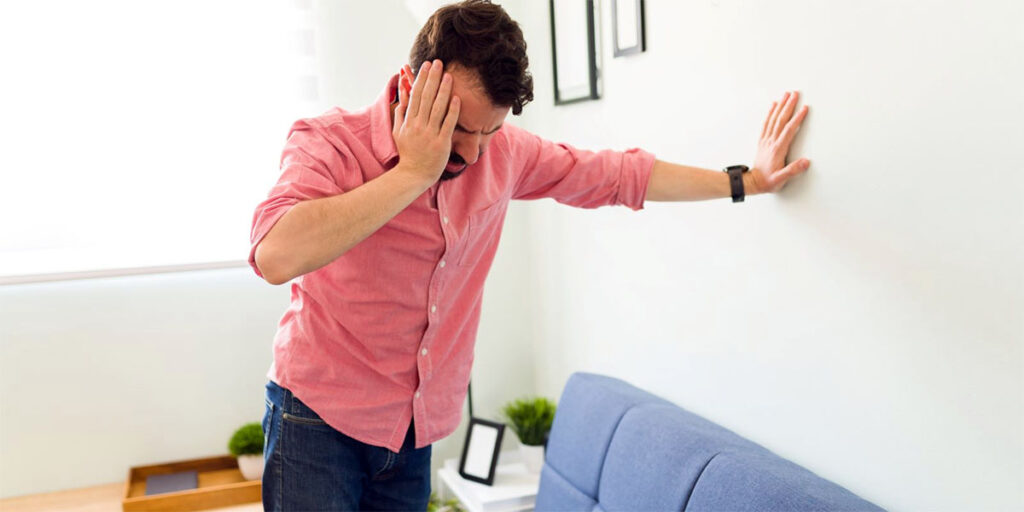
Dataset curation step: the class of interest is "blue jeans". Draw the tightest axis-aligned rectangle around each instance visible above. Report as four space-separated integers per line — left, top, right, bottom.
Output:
262 380 432 511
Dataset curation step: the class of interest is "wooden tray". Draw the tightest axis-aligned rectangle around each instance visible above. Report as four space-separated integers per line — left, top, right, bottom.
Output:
122 454 261 512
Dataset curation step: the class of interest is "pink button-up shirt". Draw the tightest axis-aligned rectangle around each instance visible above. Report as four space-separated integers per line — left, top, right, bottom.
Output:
248 74 656 452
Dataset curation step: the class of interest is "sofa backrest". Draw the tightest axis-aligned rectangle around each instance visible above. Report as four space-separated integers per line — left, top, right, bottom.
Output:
535 372 884 512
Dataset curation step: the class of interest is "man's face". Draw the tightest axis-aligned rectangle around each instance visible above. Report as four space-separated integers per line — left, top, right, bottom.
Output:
437 65 511 181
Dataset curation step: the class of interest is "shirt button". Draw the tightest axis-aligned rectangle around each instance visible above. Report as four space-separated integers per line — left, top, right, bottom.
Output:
421 347 428 356
431 304 437 313
415 391 421 398
440 260 446 268
442 216 449 224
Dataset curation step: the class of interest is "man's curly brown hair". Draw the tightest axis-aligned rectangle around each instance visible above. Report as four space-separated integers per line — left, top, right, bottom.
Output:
409 0 534 115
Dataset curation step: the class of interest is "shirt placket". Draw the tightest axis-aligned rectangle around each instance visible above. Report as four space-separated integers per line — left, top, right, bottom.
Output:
416 183 450 406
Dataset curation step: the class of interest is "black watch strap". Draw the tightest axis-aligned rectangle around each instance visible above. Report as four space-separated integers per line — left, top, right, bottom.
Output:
723 165 749 203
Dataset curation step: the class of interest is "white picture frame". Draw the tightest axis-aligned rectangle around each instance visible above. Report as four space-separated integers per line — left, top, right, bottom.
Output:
550 0 601 105
458 417 506 486
612 0 645 57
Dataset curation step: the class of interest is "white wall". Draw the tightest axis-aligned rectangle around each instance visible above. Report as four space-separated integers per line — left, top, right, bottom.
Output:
501 0 1023 511
0 269 286 497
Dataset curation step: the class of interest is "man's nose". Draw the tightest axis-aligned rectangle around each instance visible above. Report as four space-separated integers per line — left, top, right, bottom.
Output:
454 134 482 166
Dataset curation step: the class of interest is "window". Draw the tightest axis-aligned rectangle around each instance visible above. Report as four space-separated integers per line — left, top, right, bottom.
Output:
0 1 321 283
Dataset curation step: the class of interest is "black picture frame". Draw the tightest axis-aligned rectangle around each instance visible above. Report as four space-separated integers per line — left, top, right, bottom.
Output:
549 0 600 105
612 0 645 57
458 417 506 486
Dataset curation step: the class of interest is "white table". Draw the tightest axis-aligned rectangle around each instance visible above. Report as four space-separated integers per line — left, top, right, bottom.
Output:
437 450 541 512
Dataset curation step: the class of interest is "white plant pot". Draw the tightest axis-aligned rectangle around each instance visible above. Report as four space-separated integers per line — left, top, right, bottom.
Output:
519 443 545 474
237 454 264 481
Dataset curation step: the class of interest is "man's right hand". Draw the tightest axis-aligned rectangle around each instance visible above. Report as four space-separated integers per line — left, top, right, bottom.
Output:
392 59 461 184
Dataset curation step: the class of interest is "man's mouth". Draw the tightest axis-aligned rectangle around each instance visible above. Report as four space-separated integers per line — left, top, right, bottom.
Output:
445 161 466 173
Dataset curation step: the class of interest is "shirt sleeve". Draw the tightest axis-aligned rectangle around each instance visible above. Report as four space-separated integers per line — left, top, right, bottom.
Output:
507 124 656 211
247 119 345 279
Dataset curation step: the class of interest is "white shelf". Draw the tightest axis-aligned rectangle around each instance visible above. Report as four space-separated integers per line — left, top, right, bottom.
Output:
437 451 540 512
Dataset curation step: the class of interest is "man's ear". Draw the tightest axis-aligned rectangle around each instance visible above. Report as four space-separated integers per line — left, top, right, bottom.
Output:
399 65 414 94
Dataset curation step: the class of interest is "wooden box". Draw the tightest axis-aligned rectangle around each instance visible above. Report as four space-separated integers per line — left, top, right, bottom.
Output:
122 455 261 512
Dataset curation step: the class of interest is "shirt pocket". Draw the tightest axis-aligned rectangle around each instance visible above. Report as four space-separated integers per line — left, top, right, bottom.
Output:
458 200 507 267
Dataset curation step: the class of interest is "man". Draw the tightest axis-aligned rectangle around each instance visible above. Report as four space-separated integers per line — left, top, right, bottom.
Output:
250 1 809 510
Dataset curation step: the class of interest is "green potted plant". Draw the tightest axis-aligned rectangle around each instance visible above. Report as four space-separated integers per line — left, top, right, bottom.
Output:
427 492 466 512
228 422 264 480
500 396 557 474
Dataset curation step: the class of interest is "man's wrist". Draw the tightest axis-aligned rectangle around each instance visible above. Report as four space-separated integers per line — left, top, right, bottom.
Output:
742 170 760 196
391 162 438 192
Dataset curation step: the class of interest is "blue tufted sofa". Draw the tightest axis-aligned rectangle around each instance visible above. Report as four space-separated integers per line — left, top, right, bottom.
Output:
535 372 884 511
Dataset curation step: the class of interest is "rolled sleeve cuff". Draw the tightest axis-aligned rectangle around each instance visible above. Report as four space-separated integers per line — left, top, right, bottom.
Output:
616 148 657 211
247 198 299 279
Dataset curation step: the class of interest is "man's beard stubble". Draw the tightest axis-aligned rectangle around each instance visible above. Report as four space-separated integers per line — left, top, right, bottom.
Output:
439 152 467 182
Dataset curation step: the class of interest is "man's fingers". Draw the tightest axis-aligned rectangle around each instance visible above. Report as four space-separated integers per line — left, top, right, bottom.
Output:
416 59 445 119
767 92 789 138
761 101 778 139
441 95 461 137
406 61 430 120
773 91 799 138
429 72 453 130
778 105 808 148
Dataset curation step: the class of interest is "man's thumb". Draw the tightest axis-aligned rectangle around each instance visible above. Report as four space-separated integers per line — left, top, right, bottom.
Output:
781 158 810 179
767 159 809 192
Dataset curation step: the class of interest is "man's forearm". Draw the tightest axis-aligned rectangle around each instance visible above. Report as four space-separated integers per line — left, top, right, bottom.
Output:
645 159 759 202
254 165 433 285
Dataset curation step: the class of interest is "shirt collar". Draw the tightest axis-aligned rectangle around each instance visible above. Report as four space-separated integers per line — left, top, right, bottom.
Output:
370 73 401 166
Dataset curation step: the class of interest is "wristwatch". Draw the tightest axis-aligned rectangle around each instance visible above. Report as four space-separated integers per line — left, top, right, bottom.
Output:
723 165 749 203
